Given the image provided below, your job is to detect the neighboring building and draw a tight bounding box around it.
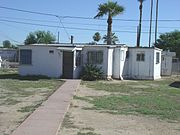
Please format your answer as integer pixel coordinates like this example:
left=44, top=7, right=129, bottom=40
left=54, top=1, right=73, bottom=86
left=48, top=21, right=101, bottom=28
left=18, top=44, right=162, bottom=80
left=0, top=56, right=2, bottom=68
left=172, top=58, right=180, bottom=75
left=0, top=48, right=18, bottom=62
left=161, top=51, right=176, bottom=76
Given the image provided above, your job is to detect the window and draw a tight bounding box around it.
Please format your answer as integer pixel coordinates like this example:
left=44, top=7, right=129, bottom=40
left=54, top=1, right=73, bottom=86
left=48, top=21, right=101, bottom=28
left=49, top=50, right=54, bottom=54
left=87, top=51, right=103, bottom=64
left=20, top=49, right=32, bottom=65
left=156, top=52, right=160, bottom=64
left=136, top=52, right=145, bottom=61
left=76, top=50, right=81, bottom=66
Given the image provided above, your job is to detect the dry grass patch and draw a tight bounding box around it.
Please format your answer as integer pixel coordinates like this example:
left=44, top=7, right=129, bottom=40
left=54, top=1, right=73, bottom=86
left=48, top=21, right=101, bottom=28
left=0, top=69, right=64, bottom=135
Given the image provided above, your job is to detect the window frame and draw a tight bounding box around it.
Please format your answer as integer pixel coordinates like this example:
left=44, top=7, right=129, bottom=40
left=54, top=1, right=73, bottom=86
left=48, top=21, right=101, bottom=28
left=87, top=51, right=103, bottom=64
left=136, top=52, right=145, bottom=62
left=49, top=50, right=54, bottom=54
left=20, top=49, right=32, bottom=65
left=156, top=52, right=160, bottom=64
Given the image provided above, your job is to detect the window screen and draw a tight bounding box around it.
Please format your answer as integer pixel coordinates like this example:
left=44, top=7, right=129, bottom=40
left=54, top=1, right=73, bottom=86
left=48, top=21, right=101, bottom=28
left=20, top=49, right=32, bottom=65
left=87, top=51, right=103, bottom=64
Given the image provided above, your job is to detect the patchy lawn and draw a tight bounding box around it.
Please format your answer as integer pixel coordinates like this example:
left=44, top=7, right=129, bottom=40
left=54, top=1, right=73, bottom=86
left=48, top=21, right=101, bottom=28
left=0, top=69, right=64, bottom=135
left=82, top=77, right=180, bottom=121
left=59, top=76, right=180, bottom=135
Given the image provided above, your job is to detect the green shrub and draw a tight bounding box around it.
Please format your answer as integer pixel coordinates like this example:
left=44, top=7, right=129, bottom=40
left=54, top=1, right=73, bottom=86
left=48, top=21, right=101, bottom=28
left=81, top=64, right=103, bottom=81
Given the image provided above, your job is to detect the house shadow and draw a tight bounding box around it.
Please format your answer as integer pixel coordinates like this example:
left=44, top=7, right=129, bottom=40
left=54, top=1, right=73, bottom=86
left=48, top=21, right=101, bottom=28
left=0, top=73, right=51, bottom=81
left=169, top=81, right=180, bottom=88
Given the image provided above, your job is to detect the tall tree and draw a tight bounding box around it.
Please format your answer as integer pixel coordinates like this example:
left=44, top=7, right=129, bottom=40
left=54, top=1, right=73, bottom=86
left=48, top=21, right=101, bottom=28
left=94, top=1, right=124, bottom=45
left=24, top=30, right=56, bottom=45
left=156, top=30, right=180, bottom=58
left=3, top=40, right=11, bottom=48
left=148, top=0, right=153, bottom=47
left=103, top=33, right=119, bottom=45
left=137, top=0, right=145, bottom=47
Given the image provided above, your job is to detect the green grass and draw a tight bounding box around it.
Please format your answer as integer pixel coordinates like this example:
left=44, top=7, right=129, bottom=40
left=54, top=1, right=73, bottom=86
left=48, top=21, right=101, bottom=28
left=73, top=95, right=92, bottom=102
left=77, top=132, right=100, bottom=135
left=82, top=77, right=180, bottom=121
left=17, top=101, right=43, bottom=113
left=91, top=95, right=180, bottom=120
left=61, top=112, right=78, bottom=129
left=0, top=69, right=64, bottom=135
left=0, top=69, right=64, bottom=99
left=2, top=98, right=21, bottom=105
left=0, top=69, right=64, bottom=117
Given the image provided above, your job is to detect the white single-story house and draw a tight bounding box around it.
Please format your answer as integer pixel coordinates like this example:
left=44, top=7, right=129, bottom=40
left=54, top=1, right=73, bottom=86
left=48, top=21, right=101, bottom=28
left=161, top=50, right=176, bottom=76
left=18, top=44, right=162, bottom=80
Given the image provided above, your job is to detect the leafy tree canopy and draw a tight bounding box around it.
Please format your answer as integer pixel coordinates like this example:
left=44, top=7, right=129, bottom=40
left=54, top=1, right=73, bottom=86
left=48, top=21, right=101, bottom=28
left=156, top=30, right=180, bottom=58
left=24, top=30, right=56, bottom=45
left=3, top=40, right=11, bottom=48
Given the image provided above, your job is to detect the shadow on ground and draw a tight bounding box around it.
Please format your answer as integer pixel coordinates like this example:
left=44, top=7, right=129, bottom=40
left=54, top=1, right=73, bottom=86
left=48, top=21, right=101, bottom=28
left=169, top=81, right=180, bottom=88
left=0, top=73, right=51, bottom=81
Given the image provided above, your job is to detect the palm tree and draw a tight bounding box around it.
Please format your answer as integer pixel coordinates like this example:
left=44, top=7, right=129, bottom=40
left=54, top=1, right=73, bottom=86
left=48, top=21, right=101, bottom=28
left=103, top=33, right=119, bottom=45
left=24, top=31, right=56, bottom=45
left=93, top=32, right=101, bottom=43
left=155, top=0, right=159, bottom=47
left=137, top=0, right=145, bottom=47
left=94, top=1, right=124, bottom=45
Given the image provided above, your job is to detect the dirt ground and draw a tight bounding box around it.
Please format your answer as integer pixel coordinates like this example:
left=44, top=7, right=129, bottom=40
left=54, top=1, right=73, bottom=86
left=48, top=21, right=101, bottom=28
left=0, top=69, right=63, bottom=135
left=58, top=84, right=180, bottom=135
left=0, top=90, right=51, bottom=135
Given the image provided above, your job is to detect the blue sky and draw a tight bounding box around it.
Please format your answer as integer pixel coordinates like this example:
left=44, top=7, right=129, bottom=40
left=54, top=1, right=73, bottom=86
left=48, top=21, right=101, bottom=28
left=0, top=0, right=179, bottom=47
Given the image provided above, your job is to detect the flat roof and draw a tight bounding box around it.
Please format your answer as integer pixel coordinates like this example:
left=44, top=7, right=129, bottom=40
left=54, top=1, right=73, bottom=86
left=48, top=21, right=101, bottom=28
left=18, top=43, right=127, bottom=47
left=128, top=47, right=162, bottom=51
left=0, top=48, right=17, bottom=50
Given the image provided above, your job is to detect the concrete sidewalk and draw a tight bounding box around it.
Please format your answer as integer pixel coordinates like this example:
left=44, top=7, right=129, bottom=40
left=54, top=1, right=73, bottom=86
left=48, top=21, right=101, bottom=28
left=11, top=80, right=80, bottom=135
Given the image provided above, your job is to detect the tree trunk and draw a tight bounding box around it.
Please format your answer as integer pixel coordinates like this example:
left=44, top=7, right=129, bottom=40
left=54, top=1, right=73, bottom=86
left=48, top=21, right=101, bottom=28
left=155, top=0, right=159, bottom=47
left=137, top=2, right=143, bottom=47
left=149, top=0, right=153, bottom=47
left=107, top=13, right=112, bottom=45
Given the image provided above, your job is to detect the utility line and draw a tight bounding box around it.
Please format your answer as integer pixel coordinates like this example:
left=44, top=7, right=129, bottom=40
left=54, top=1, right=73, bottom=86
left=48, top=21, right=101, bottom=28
left=0, top=6, right=70, bottom=40
left=0, top=6, right=180, bottom=22
left=0, top=16, right=179, bottom=29
left=0, top=19, right=159, bottom=34
left=0, top=6, right=57, bottom=17
left=0, top=21, right=28, bottom=32
left=0, top=31, right=23, bottom=44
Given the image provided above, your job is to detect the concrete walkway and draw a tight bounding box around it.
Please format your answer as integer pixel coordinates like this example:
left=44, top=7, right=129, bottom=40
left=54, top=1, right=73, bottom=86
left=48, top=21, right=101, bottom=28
left=11, top=80, right=80, bottom=135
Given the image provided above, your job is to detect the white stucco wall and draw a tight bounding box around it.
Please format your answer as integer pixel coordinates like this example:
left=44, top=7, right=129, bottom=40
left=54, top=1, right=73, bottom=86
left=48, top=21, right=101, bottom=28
left=82, top=46, right=114, bottom=78
left=0, top=56, right=2, bottom=68
left=107, top=48, right=114, bottom=78
left=113, top=46, right=128, bottom=79
left=127, top=48, right=156, bottom=80
left=19, top=45, right=63, bottom=78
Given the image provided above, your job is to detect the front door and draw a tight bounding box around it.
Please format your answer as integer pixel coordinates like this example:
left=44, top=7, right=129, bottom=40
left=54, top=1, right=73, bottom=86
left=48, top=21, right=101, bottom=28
left=63, top=51, right=73, bottom=79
